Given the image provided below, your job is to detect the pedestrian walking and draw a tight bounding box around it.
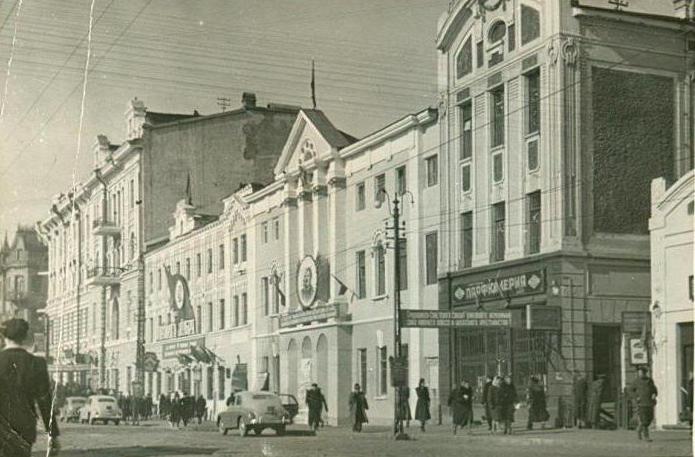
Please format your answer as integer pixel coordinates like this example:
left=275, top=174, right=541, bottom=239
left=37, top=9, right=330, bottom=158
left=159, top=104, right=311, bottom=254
left=573, top=370, right=588, bottom=428
left=448, top=380, right=473, bottom=435
left=180, top=392, right=194, bottom=427
left=490, top=376, right=503, bottom=433
left=195, top=395, right=207, bottom=424
left=499, top=375, right=518, bottom=435
left=306, top=383, right=328, bottom=431
left=415, top=378, right=431, bottom=432
left=144, top=394, right=153, bottom=421
left=159, top=393, right=169, bottom=420
left=630, top=366, right=657, bottom=442
left=526, top=376, right=549, bottom=430
left=131, top=395, right=141, bottom=426
left=349, top=383, right=368, bottom=432
left=170, top=392, right=181, bottom=428
left=226, top=391, right=236, bottom=407
left=482, top=376, right=494, bottom=432
left=398, top=386, right=412, bottom=428
left=316, top=386, right=328, bottom=427
left=0, top=318, right=60, bottom=457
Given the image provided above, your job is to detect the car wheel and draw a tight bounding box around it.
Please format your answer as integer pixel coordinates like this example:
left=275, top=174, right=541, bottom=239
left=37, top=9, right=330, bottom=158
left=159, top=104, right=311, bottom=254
left=238, top=418, right=249, bottom=437
left=114, top=420, right=120, bottom=426
left=276, top=425, right=286, bottom=436
left=253, top=428, right=262, bottom=436
left=218, top=418, right=228, bottom=435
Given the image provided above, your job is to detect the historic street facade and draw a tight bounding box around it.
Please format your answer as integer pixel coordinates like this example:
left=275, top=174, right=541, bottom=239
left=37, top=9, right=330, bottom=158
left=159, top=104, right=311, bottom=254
left=435, top=0, right=694, bottom=426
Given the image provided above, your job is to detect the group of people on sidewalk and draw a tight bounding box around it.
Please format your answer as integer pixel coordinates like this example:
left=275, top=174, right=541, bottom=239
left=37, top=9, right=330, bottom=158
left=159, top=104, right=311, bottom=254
left=159, top=392, right=208, bottom=428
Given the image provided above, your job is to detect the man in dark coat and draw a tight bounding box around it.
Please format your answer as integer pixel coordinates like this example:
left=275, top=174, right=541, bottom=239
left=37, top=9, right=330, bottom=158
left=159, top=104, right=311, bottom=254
left=415, top=378, right=431, bottom=432
left=482, top=376, right=494, bottom=431
left=448, top=380, right=473, bottom=435
left=159, top=393, right=169, bottom=419
left=180, top=392, right=194, bottom=426
left=499, top=375, right=518, bottom=435
left=306, top=383, right=328, bottom=431
left=195, top=395, right=207, bottom=424
left=0, top=318, right=60, bottom=457
left=349, top=383, right=368, bottom=432
left=630, top=366, right=657, bottom=441
left=526, top=376, right=549, bottom=430
left=397, top=386, right=412, bottom=428
left=573, top=371, right=588, bottom=428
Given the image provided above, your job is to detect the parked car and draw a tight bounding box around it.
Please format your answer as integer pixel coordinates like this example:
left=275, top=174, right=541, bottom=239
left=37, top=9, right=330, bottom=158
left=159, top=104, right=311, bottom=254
left=217, top=391, right=291, bottom=437
left=59, top=396, right=87, bottom=423
left=277, top=394, right=299, bottom=424
left=78, top=395, right=122, bottom=425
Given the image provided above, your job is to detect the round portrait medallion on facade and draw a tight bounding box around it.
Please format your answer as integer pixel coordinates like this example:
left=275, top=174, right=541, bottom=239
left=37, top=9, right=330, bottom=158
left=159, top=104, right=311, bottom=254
left=297, top=255, right=318, bottom=310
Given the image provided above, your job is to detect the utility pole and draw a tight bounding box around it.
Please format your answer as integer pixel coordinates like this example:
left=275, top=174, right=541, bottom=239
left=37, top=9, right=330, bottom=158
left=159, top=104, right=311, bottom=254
left=217, top=97, right=231, bottom=112
left=376, top=188, right=413, bottom=440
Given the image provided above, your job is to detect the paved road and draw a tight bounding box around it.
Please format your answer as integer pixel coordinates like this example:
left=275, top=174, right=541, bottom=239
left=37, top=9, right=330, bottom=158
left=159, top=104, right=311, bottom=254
left=31, top=421, right=692, bottom=457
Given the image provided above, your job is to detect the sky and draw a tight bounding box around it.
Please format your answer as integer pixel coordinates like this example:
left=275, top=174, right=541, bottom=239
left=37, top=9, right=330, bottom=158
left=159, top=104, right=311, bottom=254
left=0, top=0, right=678, bottom=237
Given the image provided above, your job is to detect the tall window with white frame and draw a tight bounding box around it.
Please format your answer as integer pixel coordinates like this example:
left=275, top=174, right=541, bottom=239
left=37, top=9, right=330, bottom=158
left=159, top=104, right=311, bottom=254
left=492, top=202, right=506, bottom=262
left=374, top=243, right=386, bottom=296
left=398, top=240, right=408, bottom=291
left=426, top=155, right=439, bottom=187
left=396, top=166, right=407, bottom=196
left=233, top=295, right=239, bottom=327
left=356, top=250, right=367, bottom=299
left=425, top=232, right=438, bottom=285
left=490, top=85, right=505, bottom=184
left=262, top=277, right=269, bottom=315
left=240, top=235, right=247, bottom=262
left=378, top=345, right=388, bottom=396
left=356, top=182, right=366, bottom=211
left=525, top=69, right=541, bottom=172
left=375, top=174, right=386, bottom=204
left=219, top=244, right=225, bottom=270
left=262, top=222, right=269, bottom=244
left=207, top=302, right=213, bottom=332
left=232, top=238, right=239, bottom=264
left=460, top=101, right=473, bottom=160
left=460, top=212, right=473, bottom=268
left=241, top=293, right=248, bottom=325
left=527, top=191, right=541, bottom=254
left=219, top=299, right=225, bottom=330
left=358, top=348, right=368, bottom=395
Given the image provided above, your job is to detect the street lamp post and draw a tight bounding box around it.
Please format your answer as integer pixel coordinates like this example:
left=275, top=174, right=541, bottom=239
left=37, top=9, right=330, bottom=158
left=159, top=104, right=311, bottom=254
left=376, top=188, right=412, bottom=440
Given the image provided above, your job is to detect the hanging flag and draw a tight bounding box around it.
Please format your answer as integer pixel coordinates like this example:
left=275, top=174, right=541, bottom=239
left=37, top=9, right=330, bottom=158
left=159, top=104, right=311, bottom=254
left=311, top=59, right=317, bottom=109
left=185, top=172, right=193, bottom=205
left=177, top=353, right=193, bottom=366
left=273, top=272, right=286, bottom=307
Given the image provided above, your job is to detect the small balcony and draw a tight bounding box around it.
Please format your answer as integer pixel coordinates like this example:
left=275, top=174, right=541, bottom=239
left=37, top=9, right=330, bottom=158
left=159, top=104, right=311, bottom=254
left=92, top=218, right=121, bottom=237
left=85, top=267, right=121, bottom=287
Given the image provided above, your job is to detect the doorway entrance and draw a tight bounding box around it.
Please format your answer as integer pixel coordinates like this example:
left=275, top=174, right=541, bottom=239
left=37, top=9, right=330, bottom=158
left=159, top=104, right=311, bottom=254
left=591, top=325, right=621, bottom=402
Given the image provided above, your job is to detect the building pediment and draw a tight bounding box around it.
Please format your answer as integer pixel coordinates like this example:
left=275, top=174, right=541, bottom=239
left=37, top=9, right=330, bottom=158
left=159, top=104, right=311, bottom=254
left=274, top=110, right=355, bottom=179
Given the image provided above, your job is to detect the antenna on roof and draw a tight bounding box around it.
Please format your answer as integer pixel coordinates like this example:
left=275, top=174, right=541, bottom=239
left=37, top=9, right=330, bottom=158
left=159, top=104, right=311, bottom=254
left=607, top=0, right=628, bottom=11
left=311, top=59, right=317, bottom=109
left=217, top=97, right=231, bottom=112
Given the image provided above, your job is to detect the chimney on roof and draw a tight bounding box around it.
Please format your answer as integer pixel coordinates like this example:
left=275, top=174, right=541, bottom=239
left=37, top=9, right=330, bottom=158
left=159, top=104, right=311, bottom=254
left=126, top=97, right=146, bottom=140
left=94, top=134, right=111, bottom=168
left=673, top=0, right=694, bottom=20
left=242, top=92, right=257, bottom=109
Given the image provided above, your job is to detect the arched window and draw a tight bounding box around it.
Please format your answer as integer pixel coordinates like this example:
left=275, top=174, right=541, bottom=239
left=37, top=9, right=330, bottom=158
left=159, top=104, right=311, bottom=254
left=456, top=36, right=473, bottom=79
left=129, top=233, right=136, bottom=260
left=488, top=21, right=506, bottom=44
left=111, top=297, right=120, bottom=340
left=521, top=5, right=541, bottom=45
left=373, top=242, right=386, bottom=296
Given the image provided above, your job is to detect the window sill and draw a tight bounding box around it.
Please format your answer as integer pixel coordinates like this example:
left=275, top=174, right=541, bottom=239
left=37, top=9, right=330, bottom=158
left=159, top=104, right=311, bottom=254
left=374, top=395, right=389, bottom=401
left=372, top=294, right=388, bottom=302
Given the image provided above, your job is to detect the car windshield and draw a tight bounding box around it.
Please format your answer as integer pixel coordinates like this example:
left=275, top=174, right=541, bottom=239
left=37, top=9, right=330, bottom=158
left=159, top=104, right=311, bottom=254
left=98, top=398, right=115, bottom=403
left=252, top=394, right=274, bottom=400
left=71, top=399, right=86, bottom=406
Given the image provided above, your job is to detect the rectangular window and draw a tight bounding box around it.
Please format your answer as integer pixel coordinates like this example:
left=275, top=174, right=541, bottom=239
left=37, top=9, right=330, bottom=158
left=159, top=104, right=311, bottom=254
left=185, top=258, right=191, bottom=279
left=396, top=166, right=406, bottom=195
left=356, top=182, right=366, bottom=211
left=375, top=245, right=386, bottom=296
left=356, top=250, right=367, bottom=299
left=233, top=295, right=239, bottom=327
left=508, top=23, right=516, bottom=51
left=158, top=269, right=162, bottom=290
left=233, top=238, right=239, bottom=264
left=493, top=152, right=504, bottom=183
left=460, top=103, right=472, bottom=160
left=218, top=366, right=226, bottom=400
left=526, top=69, right=540, bottom=134
left=207, top=302, right=213, bottom=332
left=461, top=164, right=471, bottom=192
left=273, top=218, right=280, bottom=240
left=129, top=179, right=135, bottom=208
left=527, top=138, right=539, bottom=171
left=262, top=222, right=269, bottom=244
left=207, top=248, right=213, bottom=274
left=196, top=253, right=202, bottom=277
left=398, top=240, right=408, bottom=291
left=476, top=41, right=484, bottom=68
left=425, top=232, right=438, bottom=285
left=426, top=155, right=438, bottom=187
left=240, top=235, right=247, bottom=262
left=262, top=277, right=269, bottom=316
left=528, top=191, right=541, bottom=254
left=219, top=244, right=225, bottom=270
left=491, top=86, right=505, bottom=148
left=375, top=174, right=386, bottom=204
left=358, top=348, right=368, bottom=395
left=492, top=202, right=506, bottom=261
left=149, top=272, right=153, bottom=293
left=196, top=305, right=202, bottom=333
left=219, top=299, right=225, bottom=330
left=241, top=293, right=248, bottom=325
left=207, top=366, right=214, bottom=400
left=378, top=346, right=388, bottom=396
left=176, top=261, right=180, bottom=275
left=461, top=212, right=473, bottom=268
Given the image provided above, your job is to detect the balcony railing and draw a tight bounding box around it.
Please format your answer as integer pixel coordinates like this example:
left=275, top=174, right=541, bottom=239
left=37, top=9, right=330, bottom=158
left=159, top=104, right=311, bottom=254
left=85, top=266, right=121, bottom=287
left=92, top=218, right=121, bottom=237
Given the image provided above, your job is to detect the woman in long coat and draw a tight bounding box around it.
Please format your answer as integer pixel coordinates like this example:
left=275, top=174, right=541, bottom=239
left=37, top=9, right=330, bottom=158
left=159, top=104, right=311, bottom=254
left=349, top=383, right=369, bottom=432
left=169, top=392, right=181, bottom=428
left=490, top=376, right=503, bottom=433
left=482, top=376, right=494, bottom=431
left=499, top=376, right=518, bottom=435
left=414, top=378, right=431, bottom=431
left=448, top=380, right=473, bottom=434
left=526, top=376, right=548, bottom=430
left=398, top=387, right=412, bottom=427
